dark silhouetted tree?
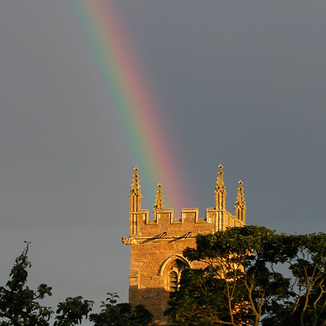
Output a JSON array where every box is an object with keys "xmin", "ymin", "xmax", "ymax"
[
  {"xmin": 166, "ymin": 226, "xmax": 326, "ymax": 326},
  {"xmin": 89, "ymin": 292, "xmax": 152, "ymax": 326},
  {"xmin": 54, "ymin": 296, "xmax": 94, "ymax": 326},
  {"xmin": 0, "ymin": 245, "xmax": 152, "ymax": 326},
  {"xmin": 0, "ymin": 243, "xmax": 53, "ymax": 326}
]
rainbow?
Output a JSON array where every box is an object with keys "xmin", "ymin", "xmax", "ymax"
[{"xmin": 69, "ymin": 0, "xmax": 191, "ymax": 211}]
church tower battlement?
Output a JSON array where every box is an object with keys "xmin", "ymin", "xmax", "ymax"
[{"xmin": 122, "ymin": 165, "xmax": 246, "ymax": 324}]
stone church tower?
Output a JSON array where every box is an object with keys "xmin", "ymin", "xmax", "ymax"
[{"xmin": 122, "ymin": 165, "xmax": 246, "ymax": 325}]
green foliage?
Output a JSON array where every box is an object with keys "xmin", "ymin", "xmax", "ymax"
[
  {"xmin": 166, "ymin": 267, "xmax": 245, "ymax": 325},
  {"xmin": 166, "ymin": 226, "xmax": 326, "ymax": 326},
  {"xmin": 0, "ymin": 245, "xmax": 149, "ymax": 326},
  {"xmin": 89, "ymin": 293, "xmax": 153, "ymax": 326},
  {"xmin": 0, "ymin": 244, "xmax": 53, "ymax": 326},
  {"xmin": 264, "ymin": 233, "xmax": 326, "ymax": 326},
  {"xmin": 54, "ymin": 296, "xmax": 94, "ymax": 326}
]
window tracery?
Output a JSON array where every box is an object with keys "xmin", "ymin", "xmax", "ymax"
[{"xmin": 162, "ymin": 257, "xmax": 188, "ymax": 292}]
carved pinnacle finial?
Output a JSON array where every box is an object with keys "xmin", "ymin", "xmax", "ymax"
[
  {"xmin": 216, "ymin": 164, "xmax": 226, "ymax": 192},
  {"xmin": 154, "ymin": 183, "xmax": 164, "ymax": 210},
  {"xmin": 235, "ymin": 180, "xmax": 246, "ymax": 207},
  {"xmin": 130, "ymin": 167, "xmax": 142, "ymax": 196}
]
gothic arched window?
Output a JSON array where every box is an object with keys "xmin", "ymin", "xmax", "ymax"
[{"xmin": 159, "ymin": 256, "xmax": 190, "ymax": 292}]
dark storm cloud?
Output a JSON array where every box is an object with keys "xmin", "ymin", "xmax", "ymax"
[{"xmin": 0, "ymin": 1, "xmax": 325, "ymax": 324}]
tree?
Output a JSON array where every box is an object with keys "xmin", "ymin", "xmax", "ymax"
[
  {"xmin": 262, "ymin": 233, "xmax": 326, "ymax": 326},
  {"xmin": 0, "ymin": 244, "xmax": 94, "ymax": 326},
  {"xmin": 165, "ymin": 226, "xmax": 304, "ymax": 326},
  {"xmin": 54, "ymin": 296, "xmax": 94, "ymax": 326},
  {"xmin": 0, "ymin": 245, "xmax": 152, "ymax": 326},
  {"xmin": 0, "ymin": 243, "xmax": 53, "ymax": 326},
  {"xmin": 89, "ymin": 292, "xmax": 153, "ymax": 326},
  {"xmin": 165, "ymin": 266, "xmax": 246, "ymax": 325},
  {"xmin": 291, "ymin": 233, "xmax": 326, "ymax": 326}
]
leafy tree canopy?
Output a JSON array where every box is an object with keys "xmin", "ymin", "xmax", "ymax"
[
  {"xmin": 54, "ymin": 296, "xmax": 94, "ymax": 326},
  {"xmin": 89, "ymin": 292, "xmax": 152, "ymax": 326},
  {"xmin": 0, "ymin": 243, "xmax": 53, "ymax": 326},
  {"xmin": 166, "ymin": 226, "xmax": 326, "ymax": 326},
  {"xmin": 0, "ymin": 244, "xmax": 152, "ymax": 326}
]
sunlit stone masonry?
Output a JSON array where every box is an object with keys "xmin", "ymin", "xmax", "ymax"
[{"xmin": 122, "ymin": 165, "xmax": 246, "ymax": 325}]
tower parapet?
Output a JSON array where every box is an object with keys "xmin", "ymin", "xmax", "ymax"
[
  {"xmin": 123, "ymin": 165, "xmax": 246, "ymax": 324},
  {"xmin": 125, "ymin": 165, "xmax": 245, "ymax": 242}
]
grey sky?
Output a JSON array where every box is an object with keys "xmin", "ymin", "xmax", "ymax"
[{"xmin": 0, "ymin": 0, "xmax": 325, "ymax": 323}]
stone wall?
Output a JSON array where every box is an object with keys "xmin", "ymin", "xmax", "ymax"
[{"xmin": 122, "ymin": 166, "xmax": 246, "ymax": 324}]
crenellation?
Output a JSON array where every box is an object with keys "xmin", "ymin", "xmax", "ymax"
[
  {"xmin": 124, "ymin": 166, "xmax": 247, "ymax": 324},
  {"xmin": 181, "ymin": 207, "xmax": 198, "ymax": 222}
]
